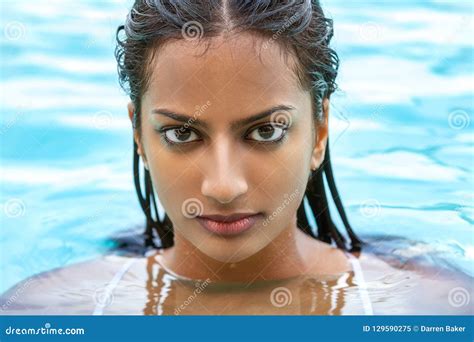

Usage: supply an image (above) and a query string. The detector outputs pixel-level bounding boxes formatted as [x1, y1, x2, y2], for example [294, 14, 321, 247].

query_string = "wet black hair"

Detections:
[115, 0, 364, 252]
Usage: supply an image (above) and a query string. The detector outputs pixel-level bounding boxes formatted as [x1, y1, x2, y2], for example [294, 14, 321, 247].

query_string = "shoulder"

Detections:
[302, 237, 352, 276]
[0, 254, 141, 315]
[357, 250, 473, 314]
[399, 260, 473, 314]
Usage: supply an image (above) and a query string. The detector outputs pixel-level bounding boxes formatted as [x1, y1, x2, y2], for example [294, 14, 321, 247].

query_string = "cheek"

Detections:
[260, 160, 306, 225]
[251, 139, 311, 232]
[141, 130, 201, 220]
[259, 134, 312, 199]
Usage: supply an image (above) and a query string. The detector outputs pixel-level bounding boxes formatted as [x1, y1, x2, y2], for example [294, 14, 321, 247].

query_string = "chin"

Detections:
[194, 237, 268, 263]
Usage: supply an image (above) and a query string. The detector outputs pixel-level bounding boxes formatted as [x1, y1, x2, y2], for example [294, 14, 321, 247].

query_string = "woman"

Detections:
[1, 0, 471, 315]
[123, 0, 362, 281]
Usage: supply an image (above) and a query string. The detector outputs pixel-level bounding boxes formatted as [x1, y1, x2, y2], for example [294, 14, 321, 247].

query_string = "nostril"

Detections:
[201, 178, 248, 204]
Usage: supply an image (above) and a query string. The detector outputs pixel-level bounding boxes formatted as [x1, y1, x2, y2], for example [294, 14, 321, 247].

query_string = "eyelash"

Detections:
[157, 123, 289, 147]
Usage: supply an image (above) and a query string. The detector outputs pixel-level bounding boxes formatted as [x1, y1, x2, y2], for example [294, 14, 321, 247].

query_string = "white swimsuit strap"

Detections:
[92, 257, 137, 315]
[344, 251, 374, 315]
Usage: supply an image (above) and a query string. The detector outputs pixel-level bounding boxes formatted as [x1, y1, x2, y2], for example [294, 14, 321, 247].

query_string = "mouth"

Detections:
[196, 213, 263, 236]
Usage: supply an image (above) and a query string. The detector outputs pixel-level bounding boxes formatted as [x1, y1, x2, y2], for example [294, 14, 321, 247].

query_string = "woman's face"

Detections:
[129, 33, 328, 263]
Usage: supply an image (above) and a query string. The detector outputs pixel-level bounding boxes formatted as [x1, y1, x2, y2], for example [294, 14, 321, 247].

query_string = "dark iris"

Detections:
[174, 128, 191, 141]
[258, 125, 275, 139]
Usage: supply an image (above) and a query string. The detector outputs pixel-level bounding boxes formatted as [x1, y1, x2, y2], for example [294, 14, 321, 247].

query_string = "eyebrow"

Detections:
[151, 104, 296, 130]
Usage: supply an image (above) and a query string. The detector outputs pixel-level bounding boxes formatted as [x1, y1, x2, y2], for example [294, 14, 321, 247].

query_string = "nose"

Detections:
[201, 137, 248, 204]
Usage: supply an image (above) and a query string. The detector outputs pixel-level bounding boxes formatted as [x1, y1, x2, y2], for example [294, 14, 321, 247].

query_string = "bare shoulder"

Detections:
[400, 258, 473, 314]
[357, 250, 473, 314]
[0, 254, 138, 315]
[302, 236, 352, 276]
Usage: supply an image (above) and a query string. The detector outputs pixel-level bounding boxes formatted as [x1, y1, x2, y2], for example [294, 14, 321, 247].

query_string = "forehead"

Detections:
[142, 33, 307, 114]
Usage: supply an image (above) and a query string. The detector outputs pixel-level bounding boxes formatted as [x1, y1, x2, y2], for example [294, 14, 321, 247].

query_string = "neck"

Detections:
[160, 220, 316, 282]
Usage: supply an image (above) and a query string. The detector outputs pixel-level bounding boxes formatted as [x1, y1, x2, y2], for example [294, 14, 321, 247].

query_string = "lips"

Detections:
[196, 213, 262, 236]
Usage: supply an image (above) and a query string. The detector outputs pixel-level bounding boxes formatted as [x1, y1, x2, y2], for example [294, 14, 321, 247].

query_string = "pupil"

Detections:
[175, 128, 190, 141]
[259, 125, 275, 139]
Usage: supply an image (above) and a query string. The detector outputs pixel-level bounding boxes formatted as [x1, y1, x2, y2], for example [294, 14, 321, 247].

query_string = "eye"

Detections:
[162, 127, 200, 144]
[246, 124, 288, 143]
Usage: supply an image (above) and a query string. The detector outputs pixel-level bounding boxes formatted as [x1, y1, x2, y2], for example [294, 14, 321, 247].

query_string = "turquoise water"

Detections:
[0, 0, 472, 293]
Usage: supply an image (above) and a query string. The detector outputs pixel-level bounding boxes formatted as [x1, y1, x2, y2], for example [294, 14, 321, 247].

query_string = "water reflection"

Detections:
[139, 254, 363, 315]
